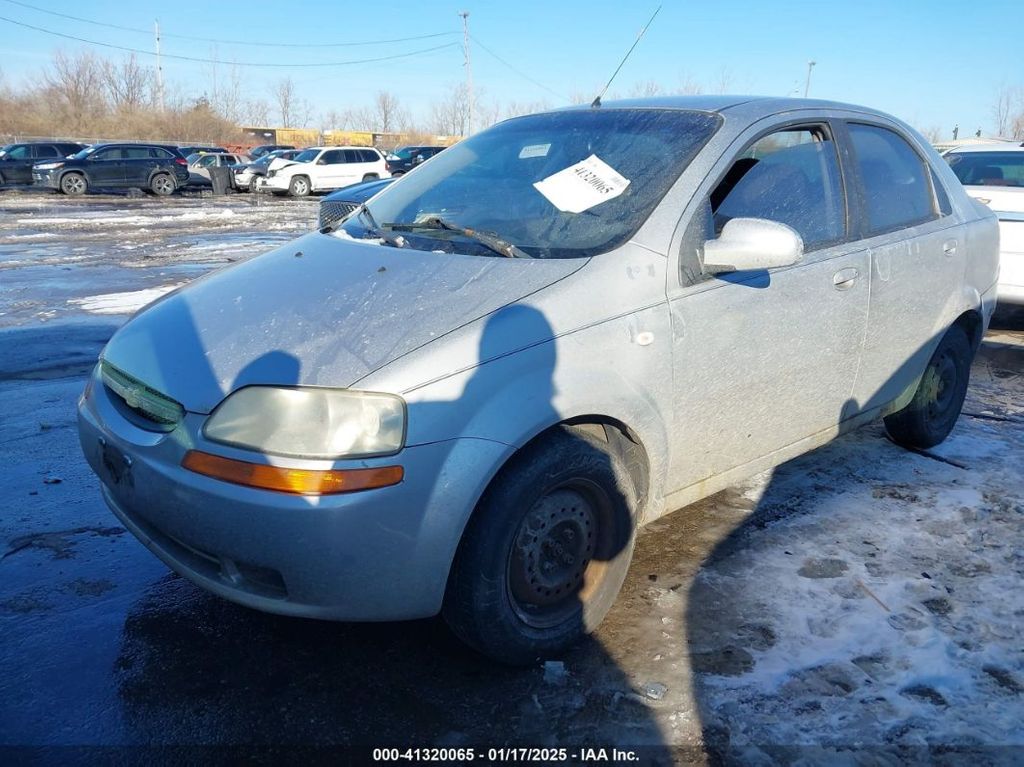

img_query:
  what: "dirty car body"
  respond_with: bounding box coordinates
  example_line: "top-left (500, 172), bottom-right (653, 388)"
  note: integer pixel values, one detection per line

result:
top-left (79, 97), bottom-right (999, 662)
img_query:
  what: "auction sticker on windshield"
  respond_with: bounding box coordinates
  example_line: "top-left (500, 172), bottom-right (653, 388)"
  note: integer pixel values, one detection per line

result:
top-left (533, 154), bottom-right (631, 214)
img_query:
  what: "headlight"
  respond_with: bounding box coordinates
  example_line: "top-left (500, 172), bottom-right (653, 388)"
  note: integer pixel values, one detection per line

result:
top-left (204, 387), bottom-right (406, 459)
top-left (35, 162), bottom-right (64, 171)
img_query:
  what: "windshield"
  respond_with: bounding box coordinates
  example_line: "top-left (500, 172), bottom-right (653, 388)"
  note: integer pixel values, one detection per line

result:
top-left (947, 151), bottom-right (1024, 188)
top-left (72, 146), bottom-right (99, 160)
top-left (341, 109), bottom-right (721, 258)
top-left (392, 146), bottom-right (416, 160)
top-left (0, 145), bottom-right (10, 157)
top-left (293, 149), bottom-right (319, 163)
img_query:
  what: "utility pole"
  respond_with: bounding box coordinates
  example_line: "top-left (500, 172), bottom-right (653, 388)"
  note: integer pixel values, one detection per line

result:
top-left (803, 60), bottom-right (816, 98)
top-left (154, 20), bottom-right (164, 111)
top-left (459, 11), bottom-right (473, 136)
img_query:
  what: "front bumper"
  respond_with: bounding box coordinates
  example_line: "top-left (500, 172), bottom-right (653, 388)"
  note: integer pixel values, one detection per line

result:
top-left (77, 365), bottom-right (511, 621)
top-left (261, 174), bottom-right (290, 191)
top-left (32, 168), bottom-right (61, 189)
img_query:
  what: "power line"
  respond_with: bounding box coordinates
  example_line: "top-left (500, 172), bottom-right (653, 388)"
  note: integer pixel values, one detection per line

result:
top-left (470, 34), bottom-right (570, 104)
top-left (0, 0), bottom-right (459, 48)
top-left (0, 15), bottom-right (459, 68)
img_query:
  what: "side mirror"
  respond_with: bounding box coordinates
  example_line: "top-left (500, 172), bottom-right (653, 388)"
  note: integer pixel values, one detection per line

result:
top-left (702, 218), bottom-right (803, 274)
top-left (316, 157), bottom-right (328, 165)
top-left (413, 154), bottom-right (425, 164)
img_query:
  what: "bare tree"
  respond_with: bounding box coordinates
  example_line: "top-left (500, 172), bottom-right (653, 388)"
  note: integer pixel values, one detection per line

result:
top-left (46, 50), bottom-right (106, 127)
top-left (275, 77), bottom-right (296, 127)
top-left (674, 73), bottom-right (703, 95)
top-left (629, 80), bottom-right (664, 97)
top-left (243, 98), bottom-right (271, 127)
top-left (372, 90), bottom-right (407, 134)
top-left (102, 54), bottom-right (153, 113)
top-left (429, 83), bottom-right (471, 136)
top-left (710, 67), bottom-right (734, 95)
top-left (993, 86), bottom-right (1023, 137)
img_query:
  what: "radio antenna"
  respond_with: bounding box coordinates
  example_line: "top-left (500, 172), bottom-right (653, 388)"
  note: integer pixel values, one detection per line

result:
top-left (591, 6), bottom-right (662, 108)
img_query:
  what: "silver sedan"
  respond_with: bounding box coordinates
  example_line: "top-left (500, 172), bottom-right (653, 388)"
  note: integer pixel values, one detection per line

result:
top-left (79, 96), bottom-right (999, 664)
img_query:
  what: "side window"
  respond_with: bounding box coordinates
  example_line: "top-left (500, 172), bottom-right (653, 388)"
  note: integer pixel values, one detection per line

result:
top-left (320, 150), bottom-right (343, 164)
top-left (360, 149), bottom-right (380, 163)
top-left (848, 123), bottom-right (934, 233)
top-left (930, 168), bottom-right (952, 216)
top-left (91, 148), bottom-right (118, 161)
top-left (7, 145), bottom-right (31, 160)
top-left (149, 148), bottom-right (174, 160)
top-left (711, 126), bottom-right (846, 249)
top-left (197, 155), bottom-right (219, 167)
top-left (34, 145), bottom-right (60, 159)
top-left (122, 147), bottom-right (151, 160)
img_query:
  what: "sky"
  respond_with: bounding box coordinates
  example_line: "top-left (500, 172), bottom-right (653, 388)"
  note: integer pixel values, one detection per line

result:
top-left (0, 0), bottom-right (1021, 138)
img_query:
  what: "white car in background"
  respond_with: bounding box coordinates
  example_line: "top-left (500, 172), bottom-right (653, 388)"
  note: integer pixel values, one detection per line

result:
top-left (260, 146), bottom-right (389, 197)
top-left (946, 143), bottom-right (1024, 304)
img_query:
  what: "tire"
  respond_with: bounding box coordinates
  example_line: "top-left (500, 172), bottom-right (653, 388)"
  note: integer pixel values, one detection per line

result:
top-left (288, 175), bottom-right (310, 197)
top-left (150, 173), bottom-right (175, 196)
top-left (884, 324), bottom-right (973, 449)
top-left (362, 173), bottom-right (379, 182)
top-left (391, 171), bottom-right (405, 178)
top-left (248, 176), bottom-right (261, 192)
top-left (443, 425), bottom-right (639, 665)
top-left (60, 173), bottom-right (87, 196)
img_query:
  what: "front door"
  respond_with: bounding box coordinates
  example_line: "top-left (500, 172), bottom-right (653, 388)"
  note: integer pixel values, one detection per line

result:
top-left (665, 121), bottom-right (869, 493)
top-left (86, 147), bottom-right (127, 186)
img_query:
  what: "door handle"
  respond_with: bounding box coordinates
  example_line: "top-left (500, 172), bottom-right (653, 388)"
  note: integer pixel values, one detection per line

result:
top-left (833, 267), bottom-right (859, 290)
top-left (943, 240), bottom-right (958, 257)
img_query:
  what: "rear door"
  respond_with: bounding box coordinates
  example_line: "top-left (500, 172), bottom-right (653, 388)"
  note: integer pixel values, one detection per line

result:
top-left (666, 117), bottom-right (870, 492)
top-left (841, 122), bottom-right (966, 411)
top-left (121, 146), bottom-right (157, 186)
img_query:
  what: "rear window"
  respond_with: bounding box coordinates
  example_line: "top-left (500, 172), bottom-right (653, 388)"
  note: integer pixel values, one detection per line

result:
top-left (946, 151), bottom-right (1024, 188)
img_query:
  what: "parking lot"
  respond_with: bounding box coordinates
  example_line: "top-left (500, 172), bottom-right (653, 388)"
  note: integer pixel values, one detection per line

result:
top-left (1, 188), bottom-right (1023, 759)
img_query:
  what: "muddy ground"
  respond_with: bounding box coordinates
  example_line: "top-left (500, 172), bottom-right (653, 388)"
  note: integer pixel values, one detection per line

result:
top-left (1, 188), bottom-right (1022, 763)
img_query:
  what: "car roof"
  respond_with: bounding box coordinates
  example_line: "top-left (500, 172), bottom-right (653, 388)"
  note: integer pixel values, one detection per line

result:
top-left (946, 143), bottom-right (1024, 154)
top-left (555, 94), bottom-right (903, 121)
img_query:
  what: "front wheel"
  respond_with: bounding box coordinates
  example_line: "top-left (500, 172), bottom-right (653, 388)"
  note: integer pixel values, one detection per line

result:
top-left (288, 176), bottom-right (310, 197)
top-left (884, 324), bottom-right (973, 449)
top-left (150, 173), bottom-right (175, 196)
top-left (443, 425), bottom-right (639, 665)
top-left (60, 173), bottom-right (87, 196)
top-left (361, 173), bottom-right (379, 182)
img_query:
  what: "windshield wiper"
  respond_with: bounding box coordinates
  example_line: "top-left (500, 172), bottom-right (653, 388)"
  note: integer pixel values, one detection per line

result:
top-left (383, 216), bottom-right (531, 259)
top-left (326, 204), bottom-right (406, 249)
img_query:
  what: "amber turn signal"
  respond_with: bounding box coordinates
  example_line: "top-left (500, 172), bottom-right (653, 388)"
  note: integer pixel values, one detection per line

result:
top-left (181, 450), bottom-right (403, 495)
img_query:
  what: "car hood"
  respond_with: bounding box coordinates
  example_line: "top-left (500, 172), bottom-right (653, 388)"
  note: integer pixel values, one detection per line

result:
top-left (101, 232), bottom-right (585, 414)
top-left (267, 157), bottom-right (301, 172)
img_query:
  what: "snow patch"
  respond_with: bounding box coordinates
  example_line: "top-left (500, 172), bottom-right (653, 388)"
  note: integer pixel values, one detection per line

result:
top-left (68, 284), bottom-right (184, 315)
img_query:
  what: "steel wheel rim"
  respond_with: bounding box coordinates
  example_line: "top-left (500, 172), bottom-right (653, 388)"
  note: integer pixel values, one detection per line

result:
top-left (925, 348), bottom-right (958, 421)
top-left (506, 479), bottom-right (612, 629)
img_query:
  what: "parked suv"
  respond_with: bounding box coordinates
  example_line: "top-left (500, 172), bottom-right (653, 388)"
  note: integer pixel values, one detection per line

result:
top-left (945, 144), bottom-right (1024, 305)
top-left (261, 146), bottom-right (388, 196)
top-left (33, 143), bottom-right (190, 196)
top-left (0, 141), bottom-right (85, 185)
top-left (385, 145), bottom-right (445, 176)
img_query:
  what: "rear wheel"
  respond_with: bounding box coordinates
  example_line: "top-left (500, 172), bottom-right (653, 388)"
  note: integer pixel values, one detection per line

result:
top-left (362, 173), bottom-right (379, 182)
top-left (884, 324), bottom-right (972, 449)
top-left (443, 426), bottom-right (638, 665)
top-left (60, 173), bottom-right (87, 196)
top-left (150, 173), bottom-right (175, 196)
top-left (288, 175), bottom-right (310, 197)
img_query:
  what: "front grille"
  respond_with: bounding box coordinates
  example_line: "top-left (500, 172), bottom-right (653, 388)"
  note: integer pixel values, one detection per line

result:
top-left (100, 360), bottom-right (184, 429)
top-left (319, 200), bottom-right (357, 230)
